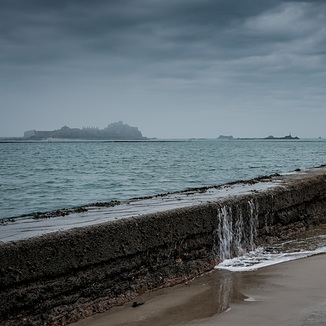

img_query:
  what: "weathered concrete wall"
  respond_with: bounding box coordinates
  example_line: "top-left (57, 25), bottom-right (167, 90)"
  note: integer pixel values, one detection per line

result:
top-left (1, 167), bottom-right (326, 325)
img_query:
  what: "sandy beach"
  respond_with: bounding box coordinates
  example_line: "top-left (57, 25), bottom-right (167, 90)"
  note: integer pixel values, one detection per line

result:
top-left (72, 253), bottom-right (326, 326)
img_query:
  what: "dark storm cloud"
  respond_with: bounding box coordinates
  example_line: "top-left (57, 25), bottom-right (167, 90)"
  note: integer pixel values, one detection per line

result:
top-left (0, 0), bottom-right (325, 96)
top-left (1, 0), bottom-right (325, 67)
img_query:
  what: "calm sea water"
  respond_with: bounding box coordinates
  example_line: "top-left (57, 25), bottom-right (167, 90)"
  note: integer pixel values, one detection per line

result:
top-left (1, 139), bottom-right (326, 220)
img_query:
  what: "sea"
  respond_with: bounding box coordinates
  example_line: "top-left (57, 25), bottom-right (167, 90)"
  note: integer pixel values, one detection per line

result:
top-left (1, 139), bottom-right (326, 270)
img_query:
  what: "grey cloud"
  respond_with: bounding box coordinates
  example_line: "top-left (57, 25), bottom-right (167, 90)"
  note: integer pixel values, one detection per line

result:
top-left (1, 0), bottom-right (325, 80)
top-left (0, 0), bottom-right (279, 65)
top-left (1, 1), bottom-right (323, 61)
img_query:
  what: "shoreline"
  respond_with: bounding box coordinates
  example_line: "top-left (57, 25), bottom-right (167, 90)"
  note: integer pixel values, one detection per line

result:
top-left (3, 165), bottom-right (326, 243)
top-left (0, 172), bottom-right (280, 242)
top-left (72, 253), bottom-right (326, 326)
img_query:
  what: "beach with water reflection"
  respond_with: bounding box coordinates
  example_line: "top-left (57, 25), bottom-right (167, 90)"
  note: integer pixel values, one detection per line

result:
top-left (72, 224), bottom-right (326, 326)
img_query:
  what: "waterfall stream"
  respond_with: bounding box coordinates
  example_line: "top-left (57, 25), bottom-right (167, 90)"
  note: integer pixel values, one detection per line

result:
top-left (214, 200), bottom-right (259, 263)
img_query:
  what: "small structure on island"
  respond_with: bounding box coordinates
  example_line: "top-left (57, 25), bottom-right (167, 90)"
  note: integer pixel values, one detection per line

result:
top-left (23, 130), bottom-right (36, 138)
top-left (218, 135), bottom-right (234, 140)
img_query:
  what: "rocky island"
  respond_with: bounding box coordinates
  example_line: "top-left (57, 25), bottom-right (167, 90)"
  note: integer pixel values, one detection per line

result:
top-left (218, 133), bottom-right (300, 140)
top-left (264, 134), bottom-right (299, 140)
top-left (24, 121), bottom-right (147, 141)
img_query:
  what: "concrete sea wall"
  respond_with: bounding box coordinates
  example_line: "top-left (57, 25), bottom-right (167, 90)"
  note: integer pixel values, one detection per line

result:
top-left (1, 167), bottom-right (326, 325)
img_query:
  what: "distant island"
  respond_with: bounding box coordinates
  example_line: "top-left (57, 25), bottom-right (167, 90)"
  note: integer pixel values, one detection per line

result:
top-left (218, 134), bottom-right (300, 140)
top-left (24, 121), bottom-right (147, 140)
top-left (264, 134), bottom-right (300, 140)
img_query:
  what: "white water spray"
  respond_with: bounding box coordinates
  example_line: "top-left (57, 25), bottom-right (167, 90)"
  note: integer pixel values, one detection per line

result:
top-left (248, 199), bottom-right (258, 251)
top-left (214, 200), bottom-right (259, 263)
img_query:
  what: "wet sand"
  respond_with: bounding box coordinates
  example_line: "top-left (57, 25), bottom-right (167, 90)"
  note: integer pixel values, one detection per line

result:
top-left (72, 253), bottom-right (326, 326)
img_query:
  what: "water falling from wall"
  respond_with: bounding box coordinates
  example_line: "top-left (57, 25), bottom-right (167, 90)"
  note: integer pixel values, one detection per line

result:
top-left (248, 199), bottom-right (258, 251)
top-left (213, 199), bottom-right (259, 263)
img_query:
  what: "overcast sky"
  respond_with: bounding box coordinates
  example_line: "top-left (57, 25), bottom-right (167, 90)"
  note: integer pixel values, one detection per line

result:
top-left (1, 0), bottom-right (325, 138)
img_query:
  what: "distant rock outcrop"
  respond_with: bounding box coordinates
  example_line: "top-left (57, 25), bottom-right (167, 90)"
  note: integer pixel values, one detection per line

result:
top-left (264, 134), bottom-right (299, 140)
top-left (26, 121), bottom-right (146, 140)
top-left (227, 134), bottom-right (300, 140)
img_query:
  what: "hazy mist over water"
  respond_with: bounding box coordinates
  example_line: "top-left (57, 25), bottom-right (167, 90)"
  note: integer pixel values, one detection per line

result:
top-left (1, 140), bottom-right (326, 220)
